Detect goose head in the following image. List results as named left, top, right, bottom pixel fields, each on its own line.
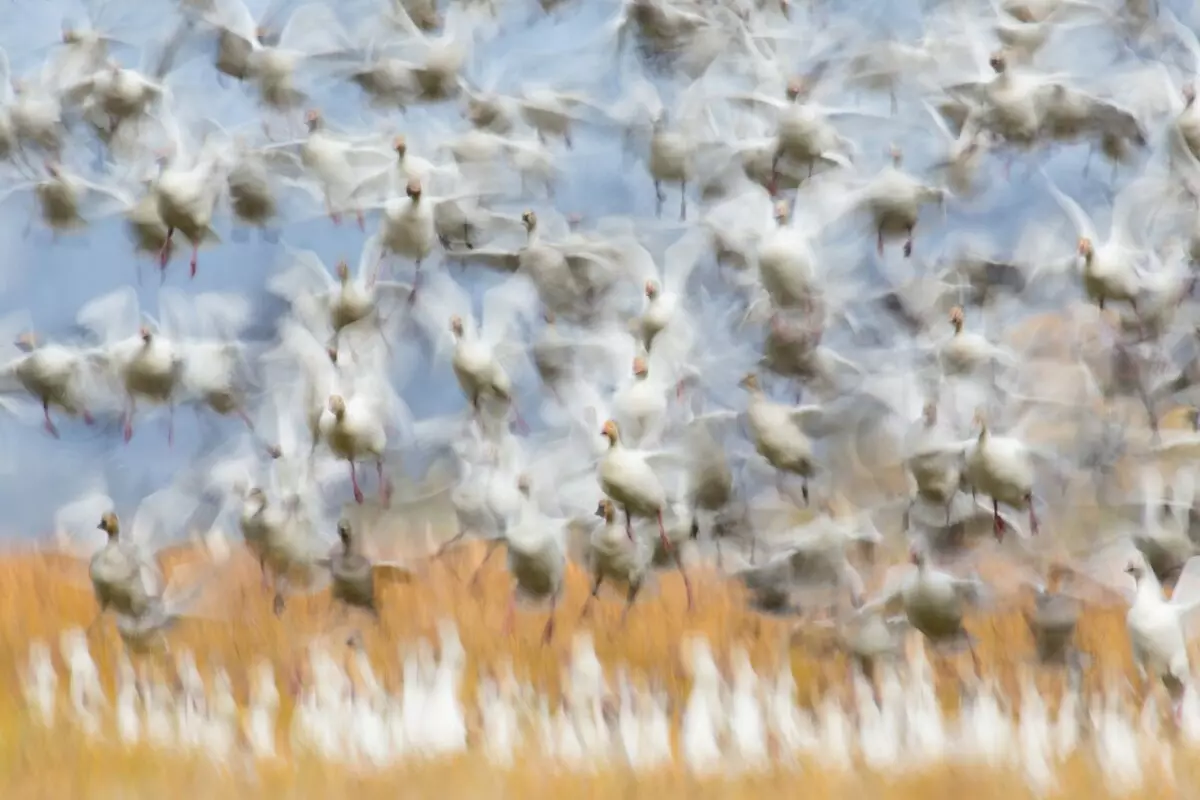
left=139, top=325, right=153, bottom=345
left=972, top=408, right=990, bottom=440
left=266, top=441, right=284, bottom=458
left=948, top=306, right=965, bottom=334
left=335, top=259, right=351, bottom=284
left=1077, top=237, right=1094, bottom=262
left=327, top=394, right=347, bottom=419
left=516, top=473, right=532, bottom=496
left=336, top=518, right=352, bottom=551
left=1185, top=83, right=1196, bottom=109
left=1124, top=555, right=1148, bottom=582
left=595, top=498, right=615, bottom=521
left=543, top=308, right=555, bottom=325
left=785, top=75, right=806, bottom=102
left=888, top=144, right=903, bottom=167
left=601, top=419, right=621, bottom=447
left=632, top=356, right=648, bottom=379
left=738, top=372, right=762, bottom=393
left=97, top=511, right=120, bottom=541
left=449, top=314, right=465, bottom=339
left=921, top=401, right=937, bottom=426
left=13, top=331, right=37, bottom=354
left=908, top=541, right=926, bottom=568
left=988, top=50, right=1008, bottom=74
left=772, top=199, right=790, bottom=226
left=246, top=487, right=267, bottom=514
left=304, top=109, right=323, bottom=133
left=405, top=177, right=422, bottom=201
left=521, top=209, right=537, bottom=234
left=644, top=279, right=660, bottom=299
left=393, top=135, right=407, bottom=160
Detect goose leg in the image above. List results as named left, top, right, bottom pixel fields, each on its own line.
left=166, top=405, right=175, bottom=448
left=502, top=589, right=517, bottom=635
left=624, top=508, right=634, bottom=540
left=122, top=398, right=135, bottom=443
left=580, top=573, right=603, bottom=620
left=620, top=580, right=642, bottom=626
left=679, top=180, right=686, bottom=221
left=189, top=244, right=199, bottom=278
left=541, top=589, right=560, bottom=644
left=1027, top=493, right=1039, bottom=536
left=377, top=459, right=391, bottom=506
left=41, top=399, right=59, bottom=438
left=654, top=180, right=664, bottom=217
left=435, top=525, right=469, bottom=560
left=992, top=498, right=1005, bottom=540
left=469, top=539, right=502, bottom=595
left=876, top=226, right=884, bottom=256
left=158, top=227, right=174, bottom=270
left=350, top=461, right=364, bottom=504
left=903, top=225, right=914, bottom=258
left=658, top=510, right=693, bottom=612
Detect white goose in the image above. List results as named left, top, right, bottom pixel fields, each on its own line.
left=268, top=242, right=412, bottom=345
left=1039, top=169, right=1150, bottom=313
left=415, top=270, right=537, bottom=426
left=149, top=109, right=228, bottom=277
left=317, top=378, right=398, bottom=505
left=596, top=419, right=693, bottom=608
left=0, top=311, right=100, bottom=437
left=580, top=498, right=655, bottom=623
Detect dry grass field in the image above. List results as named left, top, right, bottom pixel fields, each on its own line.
left=0, top=534, right=1192, bottom=800
left=0, top=380, right=1193, bottom=798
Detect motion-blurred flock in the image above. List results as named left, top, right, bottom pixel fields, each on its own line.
left=12, top=0, right=1200, bottom=789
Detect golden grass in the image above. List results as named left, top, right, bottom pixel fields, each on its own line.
left=0, top=535, right=1197, bottom=800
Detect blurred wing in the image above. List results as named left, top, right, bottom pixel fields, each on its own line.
left=76, top=286, right=140, bottom=344
left=53, top=487, right=114, bottom=557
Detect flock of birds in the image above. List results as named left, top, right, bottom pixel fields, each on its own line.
left=16, top=624, right=1200, bottom=791
left=14, top=0, right=1200, bottom=785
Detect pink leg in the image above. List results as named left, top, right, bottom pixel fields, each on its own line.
left=82, top=409, right=94, bottom=425
left=166, top=407, right=175, bottom=448
left=350, top=462, right=364, bottom=504
left=189, top=245, right=198, bottom=278
left=876, top=227, right=884, bottom=256
left=1027, top=494, right=1039, bottom=536
left=510, top=403, right=530, bottom=434
left=625, top=509, right=634, bottom=541
left=377, top=459, right=391, bottom=506
left=659, top=509, right=693, bottom=611
left=408, top=261, right=421, bottom=305
left=356, top=209, right=365, bottom=231
left=42, top=401, right=58, bottom=438
left=502, top=590, right=517, bottom=635
left=541, top=591, right=559, bottom=645
left=235, top=408, right=254, bottom=431
left=122, top=401, right=134, bottom=443
left=993, top=498, right=1006, bottom=541
left=158, top=228, right=174, bottom=269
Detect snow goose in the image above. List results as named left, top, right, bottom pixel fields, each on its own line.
left=318, top=384, right=396, bottom=505
left=1036, top=168, right=1150, bottom=314
left=1114, top=550, right=1200, bottom=720
left=370, top=176, right=503, bottom=292
left=721, top=69, right=880, bottom=192
left=77, top=287, right=184, bottom=444
left=0, top=160, right=131, bottom=237
left=0, top=313, right=101, bottom=437
left=268, top=108, right=393, bottom=227
left=859, top=540, right=989, bottom=673
left=963, top=409, right=1044, bottom=538
left=844, top=145, right=947, bottom=258
left=268, top=242, right=412, bottom=347
left=148, top=109, right=228, bottom=277
left=198, top=0, right=354, bottom=110
left=416, top=270, right=537, bottom=427
left=501, top=474, right=569, bottom=642
left=627, top=226, right=708, bottom=355
left=53, top=482, right=204, bottom=634
left=322, top=518, right=416, bottom=636
left=579, top=498, right=654, bottom=623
